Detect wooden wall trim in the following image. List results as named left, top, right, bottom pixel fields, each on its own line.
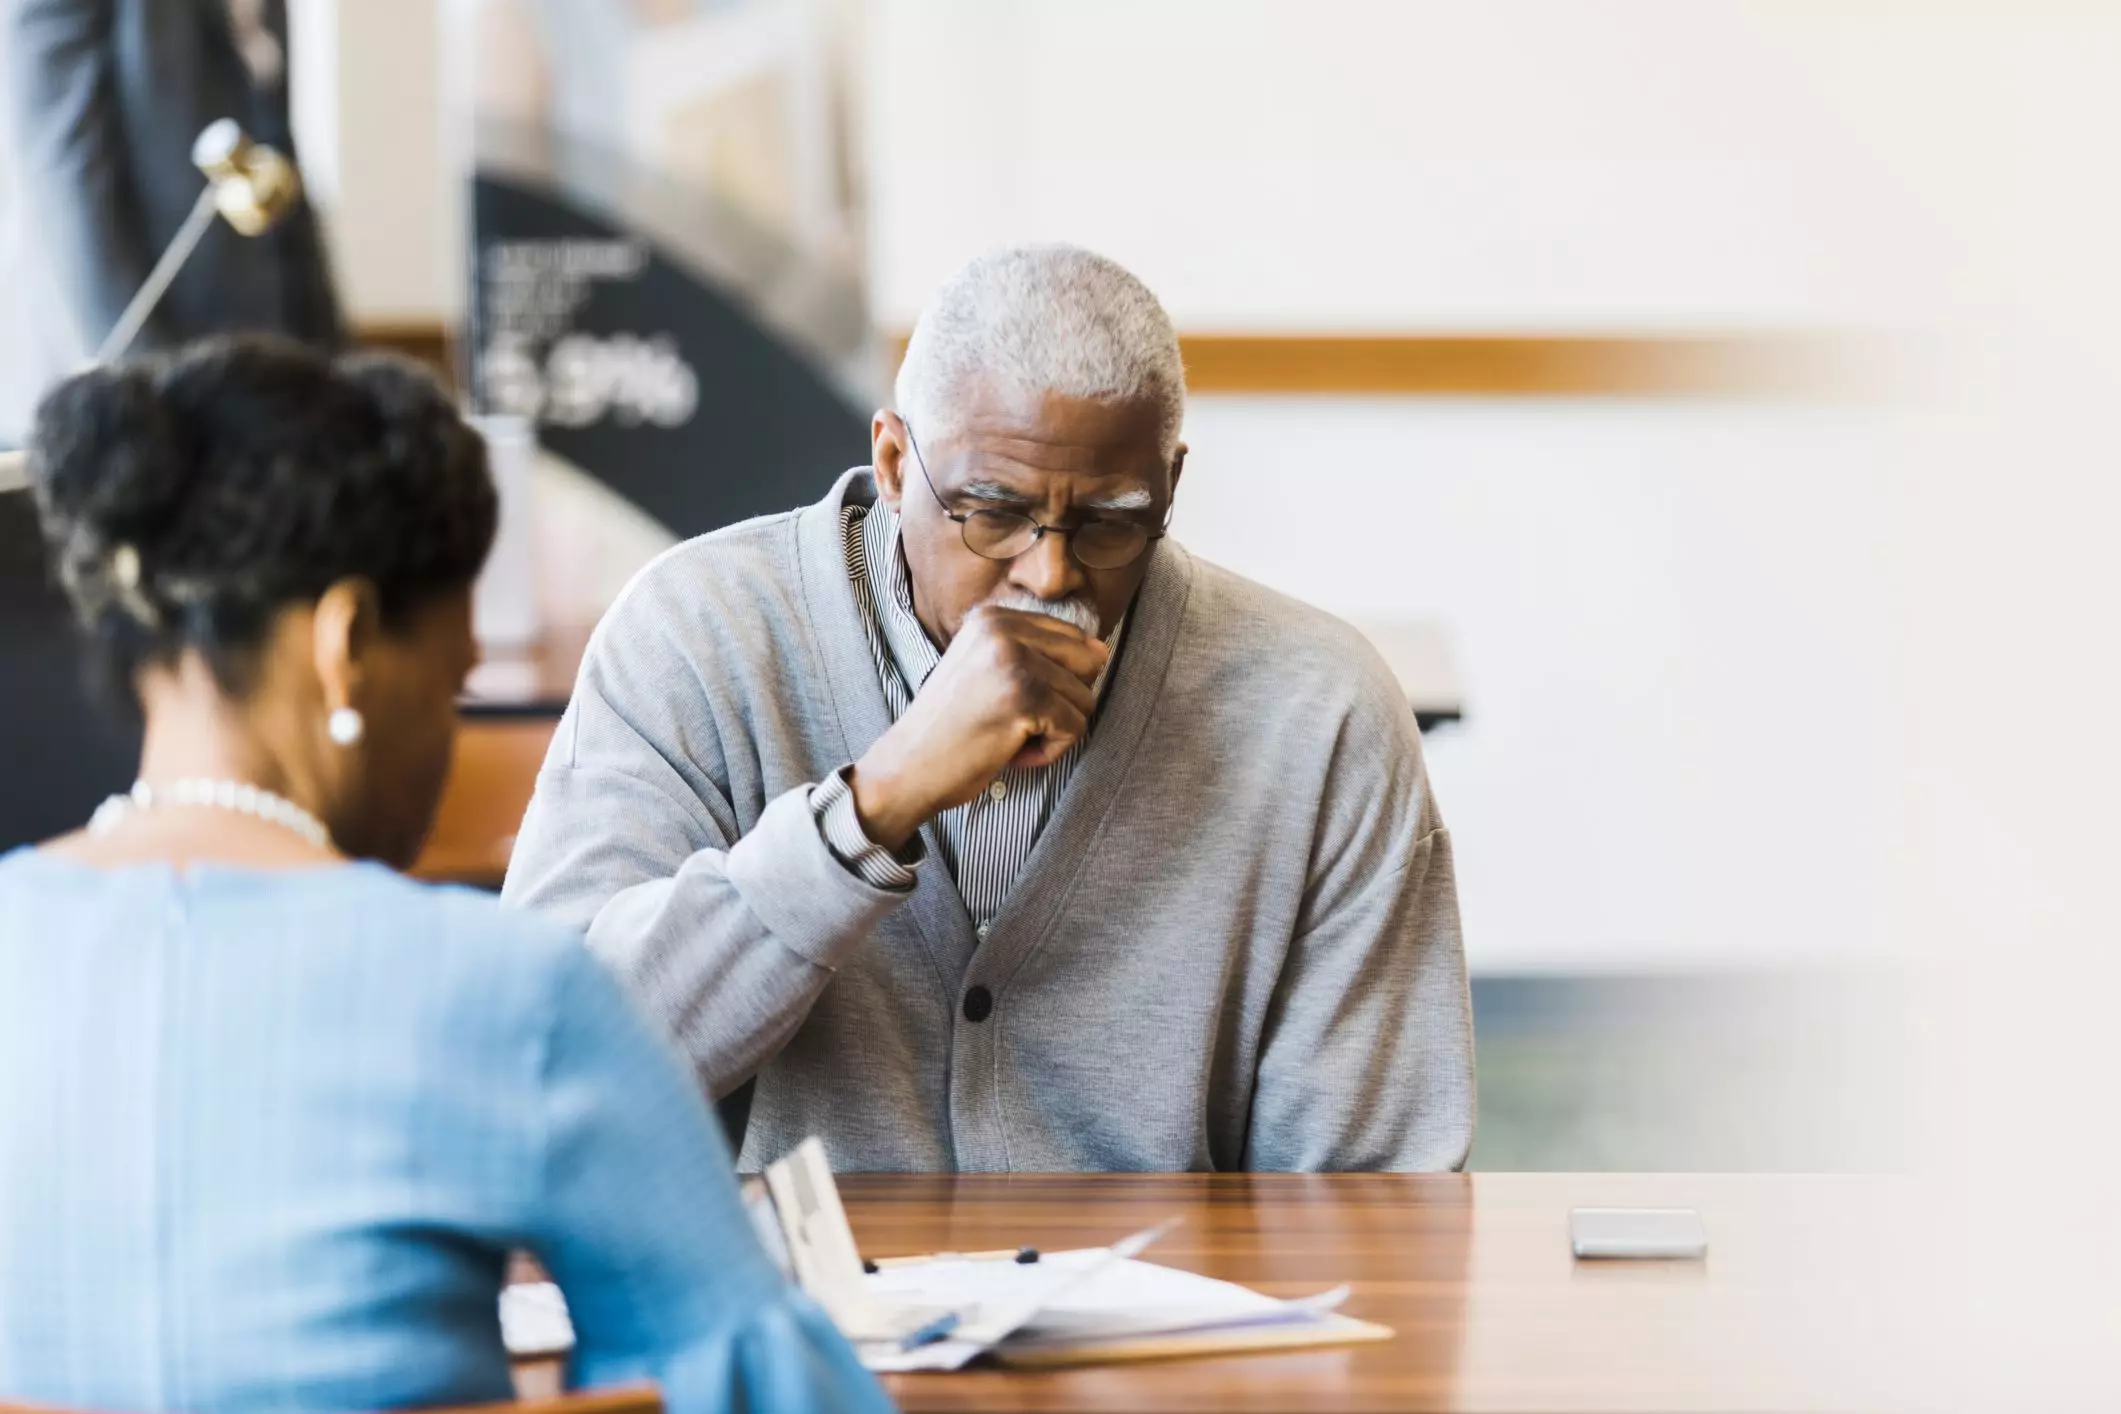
left=1177, top=332, right=1840, bottom=397
left=353, top=320, right=455, bottom=383
left=891, top=330, right=1851, bottom=398
left=358, top=322, right=1850, bottom=400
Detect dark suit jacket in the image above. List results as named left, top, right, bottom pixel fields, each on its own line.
left=3, top=0, right=343, bottom=360
left=0, top=486, right=139, bottom=849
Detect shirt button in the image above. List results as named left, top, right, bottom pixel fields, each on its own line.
left=976, top=922, right=991, bottom=941
left=988, top=780, right=1008, bottom=802
left=962, top=985, right=994, bottom=1024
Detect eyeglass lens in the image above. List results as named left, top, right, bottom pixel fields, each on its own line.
left=961, top=510, right=1151, bottom=569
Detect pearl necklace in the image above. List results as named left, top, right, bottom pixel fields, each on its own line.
left=89, top=778, right=333, bottom=851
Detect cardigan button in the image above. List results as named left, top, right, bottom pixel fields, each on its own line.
left=962, top=985, right=994, bottom=1023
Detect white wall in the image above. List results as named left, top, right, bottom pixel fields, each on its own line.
left=312, top=0, right=1977, bottom=333
left=292, top=0, right=454, bottom=322
left=1175, top=397, right=1897, bottom=973
left=865, top=0, right=1975, bottom=332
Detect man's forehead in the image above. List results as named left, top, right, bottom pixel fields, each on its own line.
left=934, top=387, right=1169, bottom=490
left=956, top=383, right=1163, bottom=447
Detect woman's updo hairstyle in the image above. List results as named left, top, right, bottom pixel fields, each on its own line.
left=26, top=333, right=497, bottom=710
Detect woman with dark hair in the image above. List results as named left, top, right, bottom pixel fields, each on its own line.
left=0, top=336, right=889, bottom=1414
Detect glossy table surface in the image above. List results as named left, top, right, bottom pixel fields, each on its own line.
left=834, top=1172, right=1923, bottom=1414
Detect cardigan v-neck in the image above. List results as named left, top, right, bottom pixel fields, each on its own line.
left=505, top=468, right=1473, bottom=1173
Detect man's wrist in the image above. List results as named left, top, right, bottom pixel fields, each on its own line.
left=848, top=752, right=931, bottom=852
left=810, top=768, right=921, bottom=890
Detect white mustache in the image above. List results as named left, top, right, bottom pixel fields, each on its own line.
left=993, top=590, right=1101, bottom=638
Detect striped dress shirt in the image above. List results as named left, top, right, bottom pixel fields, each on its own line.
left=809, top=503, right=1115, bottom=931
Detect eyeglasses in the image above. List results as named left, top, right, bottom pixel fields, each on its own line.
left=902, top=421, right=1168, bottom=571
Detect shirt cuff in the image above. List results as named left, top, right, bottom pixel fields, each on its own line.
left=809, top=766, right=923, bottom=891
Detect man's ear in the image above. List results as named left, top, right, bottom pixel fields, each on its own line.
left=872, top=410, right=909, bottom=513
left=311, top=576, right=380, bottom=717
left=1169, top=441, right=1188, bottom=500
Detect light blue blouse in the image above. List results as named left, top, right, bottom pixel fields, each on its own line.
left=0, top=851, right=890, bottom=1414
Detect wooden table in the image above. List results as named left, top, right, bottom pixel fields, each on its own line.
left=838, top=1173, right=1923, bottom=1414
left=412, top=632, right=585, bottom=888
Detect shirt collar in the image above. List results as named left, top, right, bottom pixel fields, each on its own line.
left=861, top=501, right=944, bottom=694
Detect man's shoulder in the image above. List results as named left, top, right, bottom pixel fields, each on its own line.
left=1163, top=551, right=1433, bottom=832
left=620, top=507, right=810, bottom=614
left=603, top=470, right=870, bottom=628
left=1175, top=549, right=1401, bottom=704
left=572, top=503, right=827, bottom=700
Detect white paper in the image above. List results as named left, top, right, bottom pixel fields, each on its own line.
left=864, top=1252, right=1352, bottom=1357
left=1009, top=1280, right=1352, bottom=1348
left=865, top=1248, right=1114, bottom=1345
left=854, top=1337, right=990, bottom=1374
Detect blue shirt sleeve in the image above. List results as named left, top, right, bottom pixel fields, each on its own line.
left=522, top=940, right=891, bottom=1414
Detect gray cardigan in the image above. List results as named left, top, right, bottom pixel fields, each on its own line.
left=503, top=471, right=1474, bottom=1172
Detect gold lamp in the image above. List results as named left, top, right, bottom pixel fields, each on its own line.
left=92, top=118, right=306, bottom=361
left=0, top=120, right=302, bottom=492
left=189, top=119, right=302, bottom=238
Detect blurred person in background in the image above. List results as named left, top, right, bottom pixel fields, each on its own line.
left=0, top=337, right=888, bottom=1414
left=504, top=244, right=1474, bottom=1175
left=0, top=0, right=344, bottom=444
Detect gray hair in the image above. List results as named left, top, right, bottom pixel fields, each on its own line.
left=894, top=244, right=1186, bottom=461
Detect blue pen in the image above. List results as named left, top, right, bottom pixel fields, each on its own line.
left=898, top=1310, right=963, bottom=1352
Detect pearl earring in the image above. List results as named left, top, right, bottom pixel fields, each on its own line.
left=327, top=707, right=365, bottom=747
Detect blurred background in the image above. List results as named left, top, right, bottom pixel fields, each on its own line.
left=2, top=0, right=2114, bottom=1189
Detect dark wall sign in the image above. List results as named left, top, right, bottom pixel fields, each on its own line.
left=468, top=175, right=869, bottom=540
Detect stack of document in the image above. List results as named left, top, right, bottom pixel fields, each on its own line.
left=500, top=1229, right=1386, bottom=1375
left=499, top=1139, right=1390, bottom=1375
left=762, top=1139, right=1389, bottom=1373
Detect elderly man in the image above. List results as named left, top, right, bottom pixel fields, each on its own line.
left=504, top=245, right=1473, bottom=1173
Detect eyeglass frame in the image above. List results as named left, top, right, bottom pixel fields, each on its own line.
left=900, top=419, right=1172, bottom=571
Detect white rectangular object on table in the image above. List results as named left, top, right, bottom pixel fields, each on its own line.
left=1570, top=1207, right=1709, bottom=1259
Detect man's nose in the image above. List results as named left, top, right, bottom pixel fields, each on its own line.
left=1010, top=528, right=1084, bottom=602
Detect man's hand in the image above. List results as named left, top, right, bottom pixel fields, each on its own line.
left=849, top=606, right=1109, bottom=851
